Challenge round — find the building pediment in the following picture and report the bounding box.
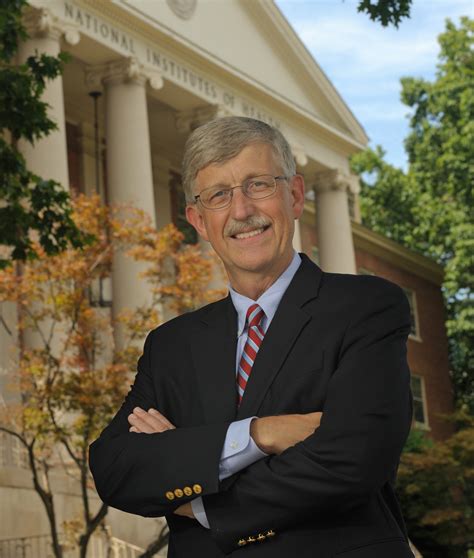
[114,0,368,146]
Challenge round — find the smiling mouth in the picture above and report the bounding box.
[231,225,270,240]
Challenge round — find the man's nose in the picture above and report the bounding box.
[229,187,255,220]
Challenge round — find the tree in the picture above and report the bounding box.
[357,0,413,27]
[398,412,474,558]
[0,195,223,557]
[0,0,87,269]
[351,17,474,412]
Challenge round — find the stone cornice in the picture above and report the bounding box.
[303,202,444,285]
[85,57,163,92]
[351,221,444,284]
[23,5,80,45]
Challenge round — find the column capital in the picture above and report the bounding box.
[290,143,308,167]
[85,57,163,92]
[22,6,80,45]
[314,169,360,195]
[175,104,232,134]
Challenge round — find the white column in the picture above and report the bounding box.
[86,58,163,346]
[292,219,302,252]
[289,144,307,254]
[14,8,80,354]
[313,170,359,274]
[17,7,79,188]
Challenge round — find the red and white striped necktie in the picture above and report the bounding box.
[237,303,265,406]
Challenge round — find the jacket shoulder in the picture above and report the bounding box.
[147,296,229,340]
[318,270,409,318]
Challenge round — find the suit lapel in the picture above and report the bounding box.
[191,296,238,424]
[237,254,323,419]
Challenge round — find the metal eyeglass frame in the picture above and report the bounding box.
[194,175,288,210]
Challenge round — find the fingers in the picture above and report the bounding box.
[303,411,323,422]
[148,408,175,429]
[127,407,175,434]
[306,412,323,432]
[128,412,157,434]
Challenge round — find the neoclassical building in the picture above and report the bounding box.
[0,0,453,554]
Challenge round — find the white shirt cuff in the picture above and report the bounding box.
[219,416,268,480]
[190,497,210,529]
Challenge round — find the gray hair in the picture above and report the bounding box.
[182,116,296,203]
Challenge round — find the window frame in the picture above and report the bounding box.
[402,287,422,342]
[410,373,430,430]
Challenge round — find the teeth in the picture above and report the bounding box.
[234,227,265,239]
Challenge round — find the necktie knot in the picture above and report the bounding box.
[246,303,264,329]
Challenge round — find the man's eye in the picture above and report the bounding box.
[209,189,228,200]
[250,179,271,190]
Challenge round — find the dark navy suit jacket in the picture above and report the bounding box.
[89,253,415,557]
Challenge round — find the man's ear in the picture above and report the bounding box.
[186,204,209,242]
[290,174,305,220]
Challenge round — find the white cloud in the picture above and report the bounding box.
[296,15,439,78]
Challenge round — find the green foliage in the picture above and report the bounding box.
[0,0,27,60]
[403,427,434,454]
[398,416,474,557]
[357,0,412,28]
[351,17,474,412]
[0,0,88,268]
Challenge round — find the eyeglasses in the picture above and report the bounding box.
[194,175,288,210]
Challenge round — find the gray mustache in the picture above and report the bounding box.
[225,216,271,237]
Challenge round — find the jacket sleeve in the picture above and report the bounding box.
[202,280,413,554]
[88,329,231,517]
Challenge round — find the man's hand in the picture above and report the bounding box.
[250,412,323,455]
[128,407,175,433]
[173,502,195,519]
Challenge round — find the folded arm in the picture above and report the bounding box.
[202,281,413,553]
[88,330,231,517]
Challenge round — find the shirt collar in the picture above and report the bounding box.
[229,252,302,337]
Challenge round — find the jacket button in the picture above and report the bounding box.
[183,486,193,496]
[174,488,184,498]
[192,484,202,494]
[257,533,266,541]
[165,491,175,501]
[238,539,247,547]
[266,529,275,537]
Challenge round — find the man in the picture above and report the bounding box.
[89,117,415,557]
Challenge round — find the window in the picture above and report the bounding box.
[169,171,197,244]
[89,276,112,308]
[411,374,428,428]
[0,432,28,468]
[402,288,420,339]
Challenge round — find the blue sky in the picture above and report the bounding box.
[275,0,473,169]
